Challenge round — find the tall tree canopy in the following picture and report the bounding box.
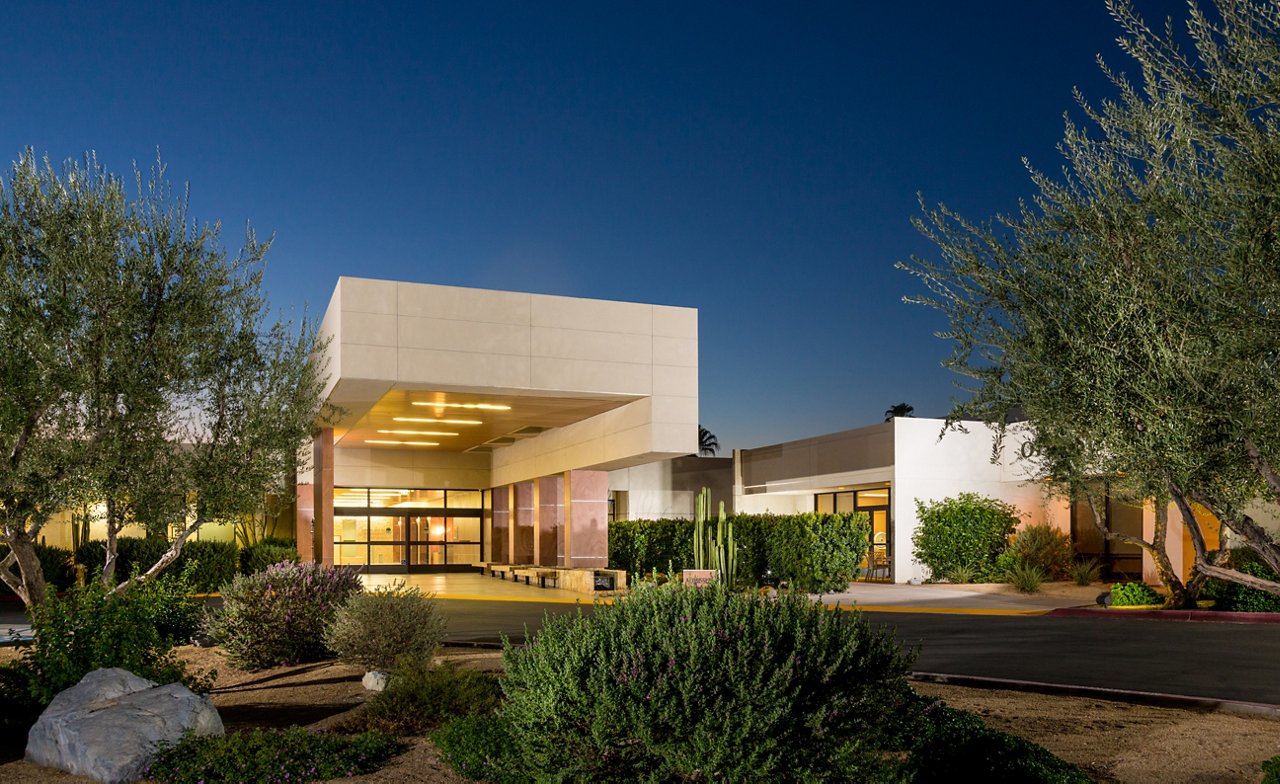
[0,150,326,606]
[900,0,1280,605]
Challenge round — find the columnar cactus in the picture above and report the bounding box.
[693,488,737,586]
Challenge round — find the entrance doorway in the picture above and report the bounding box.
[815,486,892,582]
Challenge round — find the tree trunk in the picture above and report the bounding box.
[1,531,46,607]
[1084,490,1191,608]
[101,497,119,588]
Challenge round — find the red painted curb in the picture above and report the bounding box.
[1049,607,1280,624]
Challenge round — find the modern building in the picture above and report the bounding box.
[294,276,699,573]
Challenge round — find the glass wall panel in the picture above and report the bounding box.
[335,543,366,566]
[448,517,481,542]
[368,489,445,509]
[448,544,481,565]
[335,516,368,543]
[815,494,834,515]
[448,490,483,509]
[369,544,405,567]
[368,516,404,543]
[857,488,890,507]
[334,488,370,508]
[835,492,855,514]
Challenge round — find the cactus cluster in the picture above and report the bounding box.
[693,486,737,586]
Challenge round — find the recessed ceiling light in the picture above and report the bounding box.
[393,417,482,425]
[376,429,458,436]
[411,401,511,411]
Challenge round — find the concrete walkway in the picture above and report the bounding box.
[819,581,1102,614]
[361,572,594,604]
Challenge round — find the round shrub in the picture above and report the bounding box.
[500,582,915,781]
[324,583,447,671]
[912,493,1021,580]
[1007,525,1074,579]
[363,661,502,734]
[202,561,361,670]
[1109,581,1162,607]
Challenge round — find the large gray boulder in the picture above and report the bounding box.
[26,667,223,784]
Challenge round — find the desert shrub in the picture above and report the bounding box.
[991,549,1022,581]
[1008,525,1074,579]
[1201,549,1280,613]
[767,511,870,593]
[324,583,447,671]
[905,703,1091,783]
[74,536,169,582]
[433,714,523,784]
[0,543,76,595]
[1070,557,1102,586]
[143,727,403,784]
[500,582,913,781]
[1263,754,1280,784]
[0,663,44,746]
[1109,581,1162,607]
[18,573,210,705]
[203,561,362,670]
[944,563,981,584]
[174,540,239,593]
[1007,562,1046,594]
[363,661,503,735]
[913,493,1020,580]
[239,537,300,575]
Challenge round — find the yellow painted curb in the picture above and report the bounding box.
[827,604,1051,617]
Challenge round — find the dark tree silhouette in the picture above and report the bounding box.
[884,403,915,422]
[698,426,720,456]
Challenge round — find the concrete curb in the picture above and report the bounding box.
[1049,607,1280,624]
[911,671,1280,718]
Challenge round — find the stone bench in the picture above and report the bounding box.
[512,568,560,588]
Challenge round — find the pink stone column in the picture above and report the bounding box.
[565,470,609,569]
[513,482,535,564]
[311,429,334,566]
[294,483,315,563]
[490,485,510,563]
[537,475,565,566]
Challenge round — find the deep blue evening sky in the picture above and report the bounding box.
[1,2,1168,450]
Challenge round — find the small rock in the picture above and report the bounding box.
[363,670,391,691]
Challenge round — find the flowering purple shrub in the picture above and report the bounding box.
[202,561,362,670]
[500,583,915,780]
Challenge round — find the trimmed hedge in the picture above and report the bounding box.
[74,537,169,583]
[175,540,239,593]
[239,537,300,575]
[74,537,240,592]
[609,512,870,591]
[1201,548,1280,613]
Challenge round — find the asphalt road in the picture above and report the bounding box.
[438,598,1280,705]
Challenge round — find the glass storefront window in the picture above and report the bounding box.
[448,544,481,565]
[448,517,481,542]
[334,488,371,507]
[835,492,855,514]
[335,516,368,543]
[331,487,483,570]
[335,543,366,566]
[447,490,483,509]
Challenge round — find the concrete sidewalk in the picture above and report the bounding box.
[819,581,1101,614]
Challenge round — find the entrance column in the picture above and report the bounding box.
[564,470,608,569]
[311,429,334,566]
[513,482,535,563]
[537,475,564,566]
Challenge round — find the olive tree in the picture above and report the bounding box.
[900,0,1280,607]
[0,149,326,606]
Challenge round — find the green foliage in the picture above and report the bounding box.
[432,714,524,784]
[143,727,403,784]
[1007,562,1046,594]
[363,661,503,735]
[18,573,210,705]
[944,563,981,584]
[912,494,1020,580]
[324,583,447,671]
[239,537,299,575]
[203,561,362,670]
[1070,557,1102,586]
[0,149,327,608]
[1008,525,1074,579]
[1110,581,1163,607]
[1262,753,1280,784]
[767,511,870,593]
[1202,549,1280,612]
[175,539,239,592]
[500,582,914,781]
[0,543,74,595]
[610,512,869,591]
[905,704,1091,783]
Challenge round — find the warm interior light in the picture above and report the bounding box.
[411,401,512,411]
[377,429,458,436]
[393,417,483,425]
[365,439,439,446]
